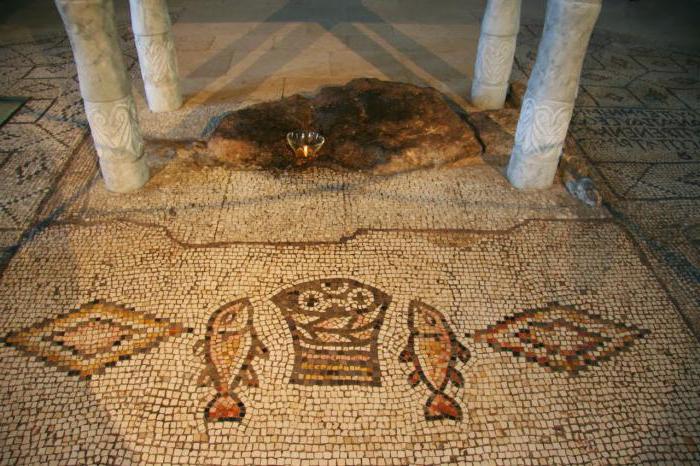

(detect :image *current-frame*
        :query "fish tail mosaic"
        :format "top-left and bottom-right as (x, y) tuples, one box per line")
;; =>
(2, 301), (184, 379)
(473, 303), (650, 374)
(400, 300), (470, 421)
(271, 278), (391, 386)
(205, 392), (245, 423)
(196, 298), (268, 422)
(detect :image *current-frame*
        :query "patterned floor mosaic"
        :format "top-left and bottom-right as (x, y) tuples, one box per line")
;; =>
(559, 34), (700, 337)
(4, 301), (184, 379)
(0, 27), (138, 264)
(0, 13), (699, 465)
(1, 220), (699, 464)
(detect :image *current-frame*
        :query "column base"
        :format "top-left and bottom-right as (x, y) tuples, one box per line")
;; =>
(506, 149), (561, 191)
(470, 81), (509, 110)
(98, 156), (150, 193)
(144, 81), (182, 112)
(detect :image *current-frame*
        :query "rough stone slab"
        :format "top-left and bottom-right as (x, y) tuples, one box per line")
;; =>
(207, 78), (483, 174)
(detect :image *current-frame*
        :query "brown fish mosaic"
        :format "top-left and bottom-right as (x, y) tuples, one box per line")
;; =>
(195, 298), (268, 422)
(271, 278), (391, 386)
(474, 303), (650, 374)
(400, 300), (470, 421)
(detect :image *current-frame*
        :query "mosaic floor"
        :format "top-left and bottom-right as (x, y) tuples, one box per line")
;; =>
(0, 13), (699, 466)
(560, 34), (700, 336)
(1, 220), (699, 464)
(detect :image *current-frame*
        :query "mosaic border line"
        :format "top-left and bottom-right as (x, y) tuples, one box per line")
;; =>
(1, 217), (695, 345)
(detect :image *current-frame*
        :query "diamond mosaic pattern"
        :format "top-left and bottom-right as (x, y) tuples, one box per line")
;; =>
(474, 304), (650, 374)
(3, 301), (184, 379)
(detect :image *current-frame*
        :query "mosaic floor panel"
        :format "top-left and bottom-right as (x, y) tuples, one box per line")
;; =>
(1, 220), (698, 464)
(0, 15), (698, 465)
(558, 35), (700, 338)
(44, 142), (601, 246)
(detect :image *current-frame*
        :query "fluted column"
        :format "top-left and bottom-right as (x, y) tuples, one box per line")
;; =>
(506, 0), (602, 190)
(471, 0), (521, 110)
(130, 0), (182, 112)
(55, 0), (149, 193)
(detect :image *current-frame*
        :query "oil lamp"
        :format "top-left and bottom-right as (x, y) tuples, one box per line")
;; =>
(286, 131), (325, 165)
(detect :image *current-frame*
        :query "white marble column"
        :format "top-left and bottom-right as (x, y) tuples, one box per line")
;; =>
(55, 0), (149, 193)
(130, 0), (182, 112)
(506, 0), (601, 190)
(471, 0), (521, 110)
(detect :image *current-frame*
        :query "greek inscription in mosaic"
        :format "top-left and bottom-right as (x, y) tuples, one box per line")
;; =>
(572, 108), (700, 158)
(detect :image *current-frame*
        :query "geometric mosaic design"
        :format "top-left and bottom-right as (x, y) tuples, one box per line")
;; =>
(563, 39), (700, 342)
(596, 163), (700, 200)
(400, 300), (470, 421)
(271, 278), (391, 386)
(474, 303), (650, 374)
(2, 301), (184, 379)
(571, 108), (700, 199)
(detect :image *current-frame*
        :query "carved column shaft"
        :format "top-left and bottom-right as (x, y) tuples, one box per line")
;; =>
(130, 0), (182, 112)
(471, 0), (521, 110)
(55, 0), (149, 193)
(506, 0), (601, 190)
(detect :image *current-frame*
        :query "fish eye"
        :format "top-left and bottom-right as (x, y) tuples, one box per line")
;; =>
(299, 290), (323, 310)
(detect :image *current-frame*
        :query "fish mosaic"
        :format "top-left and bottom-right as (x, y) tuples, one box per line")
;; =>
(271, 278), (391, 386)
(400, 300), (470, 421)
(195, 298), (268, 422)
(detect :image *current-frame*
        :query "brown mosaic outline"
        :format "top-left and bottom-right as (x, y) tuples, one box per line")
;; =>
(400, 300), (470, 421)
(1, 300), (185, 380)
(42, 217), (615, 250)
(473, 302), (650, 374)
(271, 277), (390, 387)
(2, 216), (693, 342)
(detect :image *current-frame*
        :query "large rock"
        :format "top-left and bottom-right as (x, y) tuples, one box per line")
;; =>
(207, 78), (483, 173)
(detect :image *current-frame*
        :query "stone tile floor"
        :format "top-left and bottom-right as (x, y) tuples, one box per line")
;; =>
(0, 3), (699, 464)
(2, 221), (698, 464)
